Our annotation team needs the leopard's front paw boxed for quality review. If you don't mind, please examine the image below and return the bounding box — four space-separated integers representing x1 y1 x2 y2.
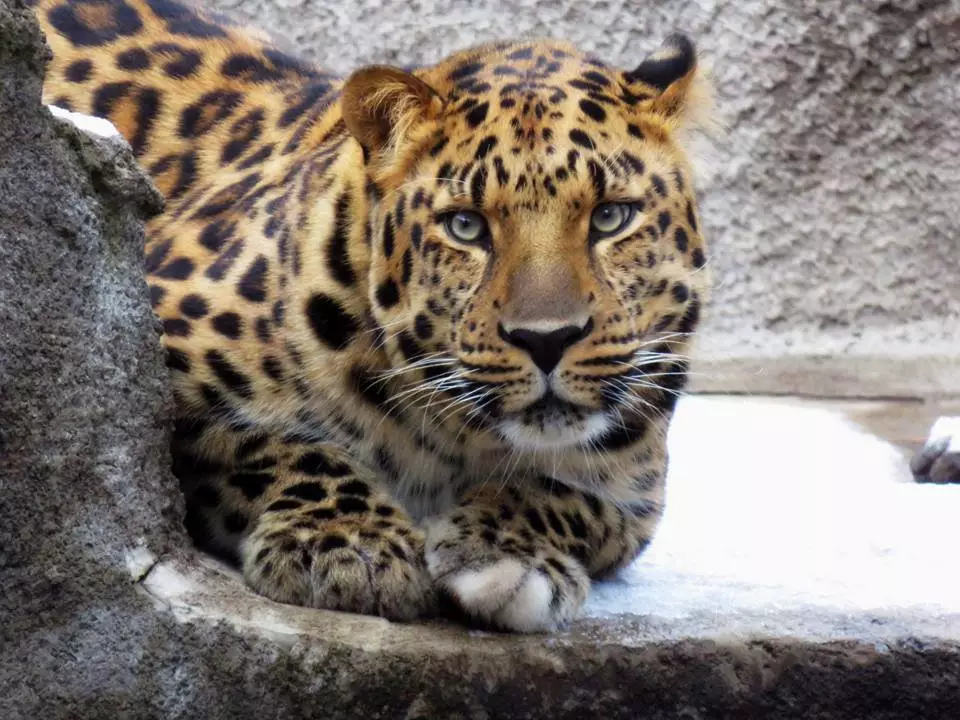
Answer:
242 514 435 622
424 515 589 633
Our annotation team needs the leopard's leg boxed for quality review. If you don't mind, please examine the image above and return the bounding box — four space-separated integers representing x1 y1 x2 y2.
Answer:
425 473 662 632
177 424 434 621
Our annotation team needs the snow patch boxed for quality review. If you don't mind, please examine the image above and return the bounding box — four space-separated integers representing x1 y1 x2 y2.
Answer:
124 544 158 581
48 105 120 139
585 396 960 619
141 561 199 601
929 416 960 453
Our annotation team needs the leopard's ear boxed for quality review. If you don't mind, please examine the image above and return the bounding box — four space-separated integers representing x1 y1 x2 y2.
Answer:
625 34 712 129
341 66 445 167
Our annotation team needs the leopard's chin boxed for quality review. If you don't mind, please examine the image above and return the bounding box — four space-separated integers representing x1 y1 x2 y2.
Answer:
497 395 611 451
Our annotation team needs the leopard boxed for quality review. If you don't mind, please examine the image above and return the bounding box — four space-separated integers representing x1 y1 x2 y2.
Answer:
32 0 713 632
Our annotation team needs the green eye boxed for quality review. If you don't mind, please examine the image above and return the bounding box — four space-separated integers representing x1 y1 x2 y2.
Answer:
443 210 489 245
589 202 636 238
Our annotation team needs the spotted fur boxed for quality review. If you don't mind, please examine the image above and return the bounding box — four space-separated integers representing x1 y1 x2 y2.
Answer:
34 0 712 631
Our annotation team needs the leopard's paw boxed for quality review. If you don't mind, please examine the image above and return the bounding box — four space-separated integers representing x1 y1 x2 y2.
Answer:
242 514 435 622
911 416 960 485
423 516 589 633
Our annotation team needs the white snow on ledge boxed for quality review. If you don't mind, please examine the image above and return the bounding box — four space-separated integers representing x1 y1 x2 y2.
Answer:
930 416 960 454
47 105 120 139
585 396 960 620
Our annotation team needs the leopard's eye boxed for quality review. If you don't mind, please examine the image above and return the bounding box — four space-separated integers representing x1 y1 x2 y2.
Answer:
442 210 489 245
589 202 635 239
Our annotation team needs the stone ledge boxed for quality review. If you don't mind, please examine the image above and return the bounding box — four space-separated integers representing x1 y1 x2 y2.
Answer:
140 552 960 654
690 353 960 401
21 548 956 719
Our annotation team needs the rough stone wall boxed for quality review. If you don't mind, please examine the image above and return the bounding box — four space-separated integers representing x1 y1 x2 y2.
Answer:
209 0 960 397
0 9 174 570
0 0 178 706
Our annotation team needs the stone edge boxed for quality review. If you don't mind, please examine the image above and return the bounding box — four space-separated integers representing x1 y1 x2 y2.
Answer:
690 354 960 400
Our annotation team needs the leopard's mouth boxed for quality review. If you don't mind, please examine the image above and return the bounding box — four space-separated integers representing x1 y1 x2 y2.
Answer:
496 392 612 450
523 392 581 414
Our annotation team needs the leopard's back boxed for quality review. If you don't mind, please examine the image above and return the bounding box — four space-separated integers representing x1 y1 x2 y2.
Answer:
33 0 373 435
35 0 341 202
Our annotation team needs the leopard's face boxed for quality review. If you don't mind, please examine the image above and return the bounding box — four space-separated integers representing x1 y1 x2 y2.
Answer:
355 40 709 451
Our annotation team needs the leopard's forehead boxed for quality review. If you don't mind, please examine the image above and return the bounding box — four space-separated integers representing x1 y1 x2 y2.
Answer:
422 40 652 113
408 41 684 228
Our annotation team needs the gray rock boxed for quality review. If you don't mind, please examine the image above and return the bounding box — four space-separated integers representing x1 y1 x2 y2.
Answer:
0 0 177 710
208 0 960 398
0 0 173 587
4 1 960 718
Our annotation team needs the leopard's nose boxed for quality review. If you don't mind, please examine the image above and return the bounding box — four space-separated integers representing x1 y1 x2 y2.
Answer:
498 318 594 374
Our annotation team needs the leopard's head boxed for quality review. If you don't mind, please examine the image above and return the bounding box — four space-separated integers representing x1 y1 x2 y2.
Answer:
343 36 712 451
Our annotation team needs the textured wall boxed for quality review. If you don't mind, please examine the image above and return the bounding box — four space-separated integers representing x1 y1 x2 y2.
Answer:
212 0 960 397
